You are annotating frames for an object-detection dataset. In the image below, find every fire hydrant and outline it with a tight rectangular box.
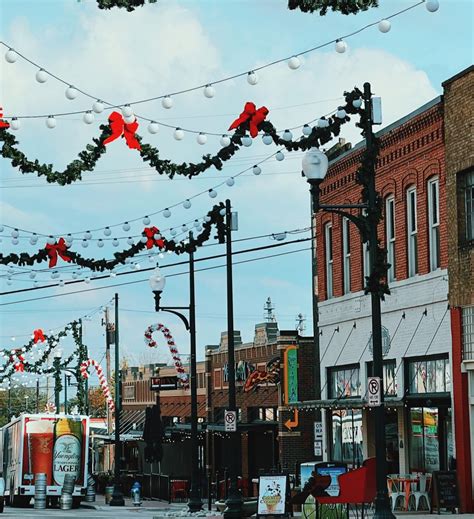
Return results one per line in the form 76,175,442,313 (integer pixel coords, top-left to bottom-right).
131,481,142,507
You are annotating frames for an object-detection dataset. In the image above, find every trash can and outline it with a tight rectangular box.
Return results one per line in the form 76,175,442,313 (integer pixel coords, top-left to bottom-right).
105,485,114,504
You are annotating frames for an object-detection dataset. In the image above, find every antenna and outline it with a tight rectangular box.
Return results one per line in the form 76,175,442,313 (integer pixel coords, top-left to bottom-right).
295,313,306,334
264,297,276,322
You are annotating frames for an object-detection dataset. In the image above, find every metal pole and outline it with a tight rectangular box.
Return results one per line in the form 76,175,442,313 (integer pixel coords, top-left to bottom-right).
64,372,68,414
36,379,39,413
364,82,394,519
105,307,113,472
224,199,243,518
54,357,61,414
85,344,89,415
7,386,11,420
188,231,203,512
110,292,125,506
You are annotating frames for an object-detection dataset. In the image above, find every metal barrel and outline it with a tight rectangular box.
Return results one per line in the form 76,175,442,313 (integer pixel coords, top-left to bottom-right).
61,474,76,495
34,473,47,509
104,485,114,504
85,483,96,502
60,493,73,510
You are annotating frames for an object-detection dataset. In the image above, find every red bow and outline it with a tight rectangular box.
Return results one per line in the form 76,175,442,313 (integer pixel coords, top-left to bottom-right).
45,238,71,268
229,102,269,138
103,111,141,150
33,329,45,343
143,227,165,250
14,362,24,372
0,107,10,129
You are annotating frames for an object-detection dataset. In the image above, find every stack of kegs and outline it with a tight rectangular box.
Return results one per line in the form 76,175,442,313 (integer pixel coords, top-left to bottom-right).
59,474,75,510
33,473,47,509
85,475,96,503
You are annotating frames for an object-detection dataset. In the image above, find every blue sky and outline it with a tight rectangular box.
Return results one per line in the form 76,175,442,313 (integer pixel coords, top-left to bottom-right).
1,0,473,397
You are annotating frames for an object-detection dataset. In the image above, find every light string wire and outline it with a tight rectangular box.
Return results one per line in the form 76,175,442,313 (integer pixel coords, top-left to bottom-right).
0,0,425,126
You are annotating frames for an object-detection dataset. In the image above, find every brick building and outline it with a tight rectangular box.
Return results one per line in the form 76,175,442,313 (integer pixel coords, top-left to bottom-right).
444,66,474,512
300,89,453,481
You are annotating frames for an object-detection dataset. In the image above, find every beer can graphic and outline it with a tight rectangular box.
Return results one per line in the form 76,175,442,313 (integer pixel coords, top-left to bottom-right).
53,418,83,486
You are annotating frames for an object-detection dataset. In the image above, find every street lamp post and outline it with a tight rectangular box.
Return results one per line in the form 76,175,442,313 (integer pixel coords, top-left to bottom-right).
149,232,203,513
302,83,394,519
223,199,243,519
110,292,125,506
53,350,62,414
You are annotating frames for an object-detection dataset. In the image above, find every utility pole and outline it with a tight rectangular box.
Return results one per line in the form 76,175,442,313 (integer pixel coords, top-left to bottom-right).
104,307,113,472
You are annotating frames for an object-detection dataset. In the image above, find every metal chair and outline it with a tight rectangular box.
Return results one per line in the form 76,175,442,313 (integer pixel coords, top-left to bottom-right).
387,475,405,511
409,473,431,512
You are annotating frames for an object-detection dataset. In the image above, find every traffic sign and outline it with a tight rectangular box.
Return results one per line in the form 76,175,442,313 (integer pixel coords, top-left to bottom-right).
368,376,381,407
224,410,237,432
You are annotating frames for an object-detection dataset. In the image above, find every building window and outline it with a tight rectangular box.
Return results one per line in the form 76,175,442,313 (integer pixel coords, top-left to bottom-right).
123,385,135,400
406,187,418,277
342,218,351,294
427,177,440,270
213,369,221,389
407,356,450,394
325,222,333,298
462,306,474,361
330,409,363,466
385,196,396,282
328,365,361,399
367,360,397,396
460,170,474,242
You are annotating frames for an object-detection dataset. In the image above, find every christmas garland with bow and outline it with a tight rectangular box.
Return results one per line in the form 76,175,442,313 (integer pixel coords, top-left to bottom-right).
0,202,226,272
288,0,379,15
96,0,157,11
0,87,363,185
0,320,83,383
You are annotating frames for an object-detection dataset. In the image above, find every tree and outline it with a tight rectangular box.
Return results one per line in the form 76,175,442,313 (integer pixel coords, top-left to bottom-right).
288,0,379,15
0,386,47,427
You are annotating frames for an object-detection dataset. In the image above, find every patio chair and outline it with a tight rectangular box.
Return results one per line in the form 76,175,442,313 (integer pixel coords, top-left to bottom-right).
387,475,405,511
410,473,431,512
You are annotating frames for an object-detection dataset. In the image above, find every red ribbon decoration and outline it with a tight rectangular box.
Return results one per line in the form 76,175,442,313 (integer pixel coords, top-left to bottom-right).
14,362,25,372
103,111,141,150
0,107,10,129
45,238,71,268
228,102,269,138
33,329,45,343
143,226,165,250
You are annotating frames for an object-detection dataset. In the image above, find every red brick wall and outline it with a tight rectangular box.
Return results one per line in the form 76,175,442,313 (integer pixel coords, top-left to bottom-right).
316,102,446,300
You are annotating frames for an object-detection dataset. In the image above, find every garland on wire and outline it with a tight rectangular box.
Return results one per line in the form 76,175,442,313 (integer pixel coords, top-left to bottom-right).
288,0,379,15
0,87,363,185
96,0,157,11
80,359,115,411
0,202,226,271
144,323,189,389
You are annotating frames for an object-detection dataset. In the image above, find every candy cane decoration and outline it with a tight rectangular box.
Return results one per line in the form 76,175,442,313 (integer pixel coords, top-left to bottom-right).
80,359,115,411
144,323,189,389
44,402,56,414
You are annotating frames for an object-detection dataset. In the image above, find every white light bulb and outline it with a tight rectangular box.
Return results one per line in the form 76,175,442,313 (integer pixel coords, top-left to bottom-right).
127,237,134,245
35,69,48,83
121,104,133,117
352,98,363,109
5,49,17,63
29,271,36,279
59,280,65,287
193,220,200,228
124,114,135,124
183,199,192,209
209,189,217,198
336,108,347,119
72,272,78,280
110,272,117,278
12,237,19,245
262,134,273,145
162,96,173,109
97,239,104,248
170,228,177,237
219,208,226,216
148,121,159,134
426,0,439,12
154,233,161,240
84,277,91,284
335,39,347,53
112,238,119,247
174,128,184,140
82,240,89,248
83,111,94,124
317,118,328,128
122,222,131,231
378,19,391,33
140,236,148,244
282,129,293,141
46,236,55,245
46,116,57,129
242,135,252,147
253,165,262,176
275,151,285,161
92,100,104,113
30,234,38,245
7,277,12,286
11,229,19,238
203,85,215,98
220,135,231,147
302,124,312,136
288,56,301,70
84,231,92,240
247,71,258,85
226,177,235,187
163,208,171,218
181,224,188,232
10,117,20,130
197,132,207,145
104,227,112,236
143,216,151,225
65,86,78,100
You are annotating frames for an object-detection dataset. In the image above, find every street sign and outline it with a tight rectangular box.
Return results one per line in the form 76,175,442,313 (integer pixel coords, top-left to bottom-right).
367,376,381,407
314,421,323,438
224,410,237,432
314,440,323,457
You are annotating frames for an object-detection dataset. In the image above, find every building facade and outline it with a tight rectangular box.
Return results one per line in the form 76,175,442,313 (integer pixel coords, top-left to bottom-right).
313,93,453,478
444,66,474,512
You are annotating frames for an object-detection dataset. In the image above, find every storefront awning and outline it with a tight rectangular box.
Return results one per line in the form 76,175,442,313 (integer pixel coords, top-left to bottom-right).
289,397,404,410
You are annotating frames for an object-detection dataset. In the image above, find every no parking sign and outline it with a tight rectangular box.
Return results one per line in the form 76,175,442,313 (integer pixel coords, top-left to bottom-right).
224,410,237,432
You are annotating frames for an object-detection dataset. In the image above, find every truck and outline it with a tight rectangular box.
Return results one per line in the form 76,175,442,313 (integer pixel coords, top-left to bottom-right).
0,413,89,507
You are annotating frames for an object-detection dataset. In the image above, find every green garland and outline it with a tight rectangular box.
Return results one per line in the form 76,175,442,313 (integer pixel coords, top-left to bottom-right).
288,0,379,15
97,0,157,11
0,87,363,185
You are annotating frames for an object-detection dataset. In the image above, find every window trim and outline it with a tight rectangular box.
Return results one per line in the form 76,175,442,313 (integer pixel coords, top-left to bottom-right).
385,196,396,282
427,177,440,271
325,222,334,298
406,186,418,277
342,217,351,294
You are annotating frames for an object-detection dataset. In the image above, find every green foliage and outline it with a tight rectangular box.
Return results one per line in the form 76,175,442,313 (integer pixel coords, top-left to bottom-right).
0,387,47,427
96,0,157,12
288,0,379,15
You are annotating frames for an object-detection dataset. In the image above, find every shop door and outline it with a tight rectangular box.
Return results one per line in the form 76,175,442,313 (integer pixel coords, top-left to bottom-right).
247,430,276,479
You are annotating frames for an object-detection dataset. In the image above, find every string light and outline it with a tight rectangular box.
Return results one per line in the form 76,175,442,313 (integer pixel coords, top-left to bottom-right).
378,19,391,33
